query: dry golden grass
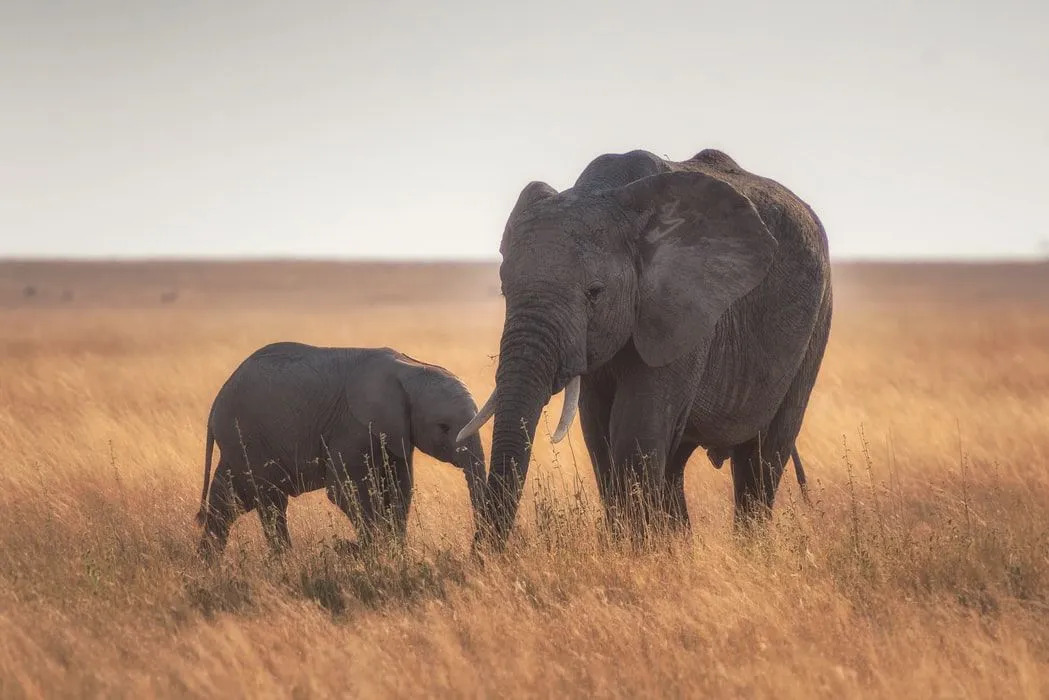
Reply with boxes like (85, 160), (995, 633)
(2, 260), (1049, 698)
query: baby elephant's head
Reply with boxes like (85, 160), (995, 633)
(407, 370), (487, 526)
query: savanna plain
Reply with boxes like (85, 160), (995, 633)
(2, 260), (1049, 699)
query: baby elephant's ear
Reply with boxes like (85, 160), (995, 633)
(346, 371), (412, 461)
(611, 171), (777, 367)
(500, 181), (558, 256)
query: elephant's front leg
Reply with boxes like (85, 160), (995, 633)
(380, 452), (413, 542)
(607, 428), (668, 541)
(606, 404), (685, 540)
(606, 359), (698, 541)
(664, 440), (700, 532)
(257, 488), (291, 553)
(578, 375), (618, 527)
(322, 438), (380, 549)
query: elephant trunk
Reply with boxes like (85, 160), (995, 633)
(480, 313), (562, 544)
(454, 432), (488, 530)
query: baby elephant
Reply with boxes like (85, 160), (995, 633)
(195, 342), (486, 558)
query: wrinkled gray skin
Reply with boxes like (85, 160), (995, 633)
(462, 149), (831, 544)
(196, 342), (486, 558)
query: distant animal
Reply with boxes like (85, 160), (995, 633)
(196, 342), (486, 558)
(458, 148), (832, 544)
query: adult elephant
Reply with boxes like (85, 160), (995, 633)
(459, 148), (832, 544)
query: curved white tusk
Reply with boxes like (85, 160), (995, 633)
(550, 375), (581, 444)
(457, 389), (496, 443)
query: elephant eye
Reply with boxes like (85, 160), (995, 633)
(585, 282), (605, 301)
(438, 423), (450, 434)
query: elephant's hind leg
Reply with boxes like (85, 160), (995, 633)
(730, 436), (789, 529)
(198, 463), (240, 560)
(732, 291), (832, 529)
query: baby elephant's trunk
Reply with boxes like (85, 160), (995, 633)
(196, 425), (216, 525)
(454, 432), (488, 530)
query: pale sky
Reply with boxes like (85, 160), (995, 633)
(1, 1), (1046, 261)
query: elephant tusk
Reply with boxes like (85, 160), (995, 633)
(457, 389), (496, 443)
(550, 375), (581, 444)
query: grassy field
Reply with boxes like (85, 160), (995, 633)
(2, 260), (1048, 698)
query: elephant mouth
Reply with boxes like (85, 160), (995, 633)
(550, 374), (571, 395)
(552, 363), (585, 394)
(456, 361), (585, 447)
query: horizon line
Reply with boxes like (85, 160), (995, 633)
(1, 255), (1047, 266)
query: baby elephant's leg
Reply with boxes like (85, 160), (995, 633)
(323, 440), (377, 548)
(324, 436), (414, 549)
(198, 463), (240, 560)
(357, 451), (413, 546)
(380, 455), (413, 542)
(257, 487), (291, 553)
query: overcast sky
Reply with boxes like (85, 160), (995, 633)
(1, 1), (1046, 260)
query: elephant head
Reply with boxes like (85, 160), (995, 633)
(458, 166), (778, 543)
(393, 355), (488, 529)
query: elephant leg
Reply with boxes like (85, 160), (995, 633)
(578, 376), (617, 525)
(362, 444), (412, 544)
(326, 474), (379, 550)
(257, 488), (291, 553)
(730, 435), (790, 529)
(663, 440), (698, 531)
(609, 438), (666, 542)
(198, 462), (241, 560)
(602, 352), (701, 542)
(732, 294), (832, 529)
(608, 398), (680, 541)
(323, 436), (412, 550)
(380, 453), (413, 542)
(322, 438), (379, 548)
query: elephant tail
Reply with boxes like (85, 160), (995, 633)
(791, 445), (811, 505)
(196, 423), (216, 526)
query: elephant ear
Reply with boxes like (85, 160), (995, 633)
(345, 369), (412, 462)
(611, 171), (777, 367)
(499, 181), (558, 256)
